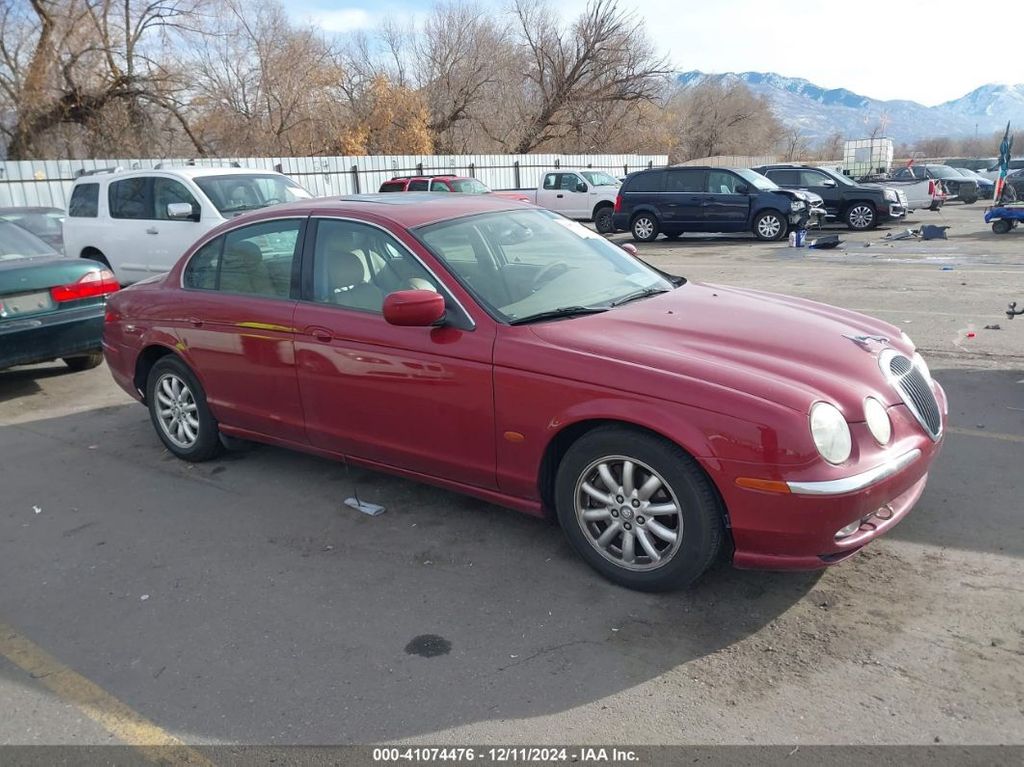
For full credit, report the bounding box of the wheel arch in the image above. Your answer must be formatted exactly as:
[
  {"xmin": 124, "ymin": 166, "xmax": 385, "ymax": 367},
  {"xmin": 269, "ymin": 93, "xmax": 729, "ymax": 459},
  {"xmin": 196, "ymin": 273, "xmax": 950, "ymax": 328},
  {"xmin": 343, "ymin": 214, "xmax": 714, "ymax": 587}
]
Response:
[
  {"xmin": 591, "ymin": 200, "xmax": 614, "ymax": 220},
  {"xmin": 133, "ymin": 344, "xmax": 178, "ymax": 401},
  {"xmin": 628, "ymin": 205, "xmax": 663, "ymax": 225},
  {"xmin": 536, "ymin": 417, "xmax": 729, "ymax": 529}
]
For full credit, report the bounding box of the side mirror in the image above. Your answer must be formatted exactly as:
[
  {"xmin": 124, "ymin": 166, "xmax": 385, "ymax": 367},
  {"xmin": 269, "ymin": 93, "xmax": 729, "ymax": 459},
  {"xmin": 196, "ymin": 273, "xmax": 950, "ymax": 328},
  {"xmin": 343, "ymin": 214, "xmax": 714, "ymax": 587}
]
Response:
[
  {"xmin": 576, "ymin": 181, "xmax": 589, "ymax": 193},
  {"xmin": 820, "ymin": 179, "xmax": 837, "ymax": 188},
  {"xmin": 383, "ymin": 289, "xmax": 446, "ymax": 327},
  {"xmin": 735, "ymin": 184, "xmax": 750, "ymax": 195},
  {"xmin": 620, "ymin": 243, "xmax": 639, "ymax": 256},
  {"xmin": 167, "ymin": 202, "xmax": 198, "ymax": 221}
]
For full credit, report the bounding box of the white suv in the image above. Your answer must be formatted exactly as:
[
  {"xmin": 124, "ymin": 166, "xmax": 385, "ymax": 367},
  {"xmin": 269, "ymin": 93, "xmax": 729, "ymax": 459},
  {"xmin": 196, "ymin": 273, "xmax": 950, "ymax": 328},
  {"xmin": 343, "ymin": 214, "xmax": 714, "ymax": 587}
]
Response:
[{"xmin": 63, "ymin": 166, "xmax": 312, "ymax": 283}]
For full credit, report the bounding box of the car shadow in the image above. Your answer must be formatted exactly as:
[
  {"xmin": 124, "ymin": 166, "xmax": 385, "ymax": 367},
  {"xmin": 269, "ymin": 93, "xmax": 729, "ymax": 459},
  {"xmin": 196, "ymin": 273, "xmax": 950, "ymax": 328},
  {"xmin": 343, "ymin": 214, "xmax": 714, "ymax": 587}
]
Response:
[
  {"xmin": 0, "ymin": 403, "xmax": 825, "ymax": 743},
  {"xmin": 0, "ymin": 362, "xmax": 75, "ymax": 403}
]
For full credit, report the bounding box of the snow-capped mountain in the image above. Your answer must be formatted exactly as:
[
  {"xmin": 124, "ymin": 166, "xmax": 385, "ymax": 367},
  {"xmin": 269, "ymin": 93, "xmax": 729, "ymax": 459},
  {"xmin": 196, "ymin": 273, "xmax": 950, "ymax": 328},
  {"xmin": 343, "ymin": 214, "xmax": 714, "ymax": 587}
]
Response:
[{"xmin": 677, "ymin": 71, "xmax": 1024, "ymax": 144}]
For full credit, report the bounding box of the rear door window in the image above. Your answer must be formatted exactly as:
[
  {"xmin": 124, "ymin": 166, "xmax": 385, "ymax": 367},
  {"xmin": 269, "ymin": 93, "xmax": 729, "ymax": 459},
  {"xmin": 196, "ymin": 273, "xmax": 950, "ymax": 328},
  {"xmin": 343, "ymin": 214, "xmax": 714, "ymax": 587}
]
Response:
[
  {"xmin": 407, "ymin": 179, "xmax": 429, "ymax": 191},
  {"xmin": 379, "ymin": 181, "xmax": 405, "ymax": 192},
  {"xmin": 109, "ymin": 177, "xmax": 153, "ymax": 219},
  {"xmin": 69, "ymin": 184, "xmax": 99, "ymax": 217},
  {"xmin": 765, "ymin": 169, "xmax": 799, "ymax": 186},
  {"xmin": 625, "ymin": 171, "xmax": 665, "ymax": 193},
  {"xmin": 218, "ymin": 220, "xmax": 303, "ymax": 298}
]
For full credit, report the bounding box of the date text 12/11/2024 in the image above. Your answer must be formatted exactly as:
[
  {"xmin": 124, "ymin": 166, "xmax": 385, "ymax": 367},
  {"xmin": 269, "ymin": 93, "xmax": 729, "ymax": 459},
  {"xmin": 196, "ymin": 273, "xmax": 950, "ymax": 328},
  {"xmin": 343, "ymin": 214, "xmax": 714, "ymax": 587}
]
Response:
[{"xmin": 372, "ymin": 747, "xmax": 640, "ymax": 763}]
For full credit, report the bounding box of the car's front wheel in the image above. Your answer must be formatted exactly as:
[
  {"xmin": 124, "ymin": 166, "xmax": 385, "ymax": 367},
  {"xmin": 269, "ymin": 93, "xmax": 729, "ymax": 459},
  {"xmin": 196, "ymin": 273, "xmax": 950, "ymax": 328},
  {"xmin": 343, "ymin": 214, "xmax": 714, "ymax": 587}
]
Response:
[
  {"xmin": 630, "ymin": 214, "xmax": 659, "ymax": 242},
  {"xmin": 845, "ymin": 203, "xmax": 876, "ymax": 230},
  {"xmin": 753, "ymin": 210, "xmax": 787, "ymax": 241},
  {"xmin": 992, "ymin": 219, "xmax": 1012, "ymax": 234},
  {"xmin": 593, "ymin": 206, "xmax": 615, "ymax": 234},
  {"xmin": 555, "ymin": 426, "xmax": 724, "ymax": 591},
  {"xmin": 146, "ymin": 356, "xmax": 223, "ymax": 462}
]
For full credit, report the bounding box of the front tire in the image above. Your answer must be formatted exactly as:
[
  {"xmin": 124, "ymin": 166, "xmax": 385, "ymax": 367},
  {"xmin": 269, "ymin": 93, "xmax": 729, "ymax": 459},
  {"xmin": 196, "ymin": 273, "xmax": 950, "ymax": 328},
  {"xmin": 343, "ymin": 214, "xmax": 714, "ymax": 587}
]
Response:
[
  {"xmin": 992, "ymin": 219, "xmax": 1012, "ymax": 234},
  {"xmin": 63, "ymin": 352, "xmax": 103, "ymax": 372},
  {"xmin": 630, "ymin": 213, "xmax": 659, "ymax": 242},
  {"xmin": 845, "ymin": 203, "xmax": 876, "ymax": 230},
  {"xmin": 753, "ymin": 210, "xmax": 787, "ymax": 241},
  {"xmin": 594, "ymin": 206, "xmax": 614, "ymax": 235},
  {"xmin": 146, "ymin": 356, "xmax": 223, "ymax": 462},
  {"xmin": 554, "ymin": 426, "xmax": 724, "ymax": 591}
]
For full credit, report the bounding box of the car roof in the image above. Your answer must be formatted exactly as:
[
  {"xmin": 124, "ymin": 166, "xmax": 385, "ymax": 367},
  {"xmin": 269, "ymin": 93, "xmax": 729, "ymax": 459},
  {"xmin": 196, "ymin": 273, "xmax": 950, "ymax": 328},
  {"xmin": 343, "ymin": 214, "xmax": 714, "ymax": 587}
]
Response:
[
  {"xmin": 72, "ymin": 166, "xmax": 286, "ymax": 183},
  {"xmin": 237, "ymin": 193, "xmax": 528, "ymax": 229}
]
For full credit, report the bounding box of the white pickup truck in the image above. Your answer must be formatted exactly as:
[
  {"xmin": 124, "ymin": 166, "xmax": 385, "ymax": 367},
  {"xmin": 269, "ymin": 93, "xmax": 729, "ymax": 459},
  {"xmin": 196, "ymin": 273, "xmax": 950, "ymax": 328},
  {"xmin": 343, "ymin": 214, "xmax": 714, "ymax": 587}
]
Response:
[{"xmin": 519, "ymin": 169, "xmax": 620, "ymax": 233}]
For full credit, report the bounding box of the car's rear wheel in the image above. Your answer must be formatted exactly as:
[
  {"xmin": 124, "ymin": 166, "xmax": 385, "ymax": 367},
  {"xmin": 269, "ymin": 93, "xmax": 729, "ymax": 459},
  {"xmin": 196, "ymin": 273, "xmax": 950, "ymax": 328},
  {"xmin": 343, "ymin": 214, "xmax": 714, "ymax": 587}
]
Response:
[
  {"xmin": 992, "ymin": 219, "xmax": 1012, "ymax": 234},
  {"xmin": 630, "ymin": 214, "xmax": 659, "ymax": 242},
  {"xmin": 554, "ymin": 426, "xmax": 724, "ymax": 591},
  {"xmin": 63, "ymin": 352, "xmax": 103, "ymax": 372},
  {"xmin": 753, "ymin": 210, "xmax": 787, "ymax": 241},
  {"xmin": 594, "ymin": 206, "xmax": 615, "ymax": 234},
  {"xmin": 81, "ymin": 249, "xmax": 111, "ymax": 269},
  {"xmin": 146, "ymin": 356, "xmax": 223, "ymax": 462},
  {"xmin": 845, "ymin": 203, "xmax": 876, "ymax": 230},
  {"xmin": 961, "ymin": 191, "xmax": 978, "ymax": 205}
]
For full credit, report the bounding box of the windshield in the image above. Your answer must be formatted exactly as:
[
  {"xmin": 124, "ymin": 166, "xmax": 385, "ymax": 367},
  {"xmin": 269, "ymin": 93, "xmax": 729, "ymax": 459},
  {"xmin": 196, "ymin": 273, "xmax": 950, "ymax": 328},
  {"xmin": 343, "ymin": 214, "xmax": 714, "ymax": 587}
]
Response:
[
  {"xmin": 194, "ymin": 174, "xmax": 312, "ymax": 215},
  {"xmin": 928, "ymin": 165, "xmax": 961, "ymax": 179},
  {"xmin": 449, "ymin": 179, "xmax": 491, "ymax": 194},
  {"xmin": 733, "ymin": 168, "xmax": 777, "ymax": 191},
  {"xmin": 818, "ymin": 167, "xmax": 858, "ymax": 186},
  {"xmin": 580, "ymin": 171, "xmax": 619, "ymax": 186},
  {"xmin": 417, "ymin": 209, "xmax": 674, "ymax": 324},
  {"xmin": 0, "ymin": 221, "xmax": 57, "ymax": 260}
]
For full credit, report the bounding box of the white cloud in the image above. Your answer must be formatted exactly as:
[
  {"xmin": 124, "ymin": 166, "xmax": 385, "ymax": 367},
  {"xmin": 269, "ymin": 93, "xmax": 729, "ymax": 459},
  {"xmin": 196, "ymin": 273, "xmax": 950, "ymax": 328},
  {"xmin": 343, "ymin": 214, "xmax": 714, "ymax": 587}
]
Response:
[{"xmin": 300, "ymin": 8, "xmax": 375, "ymax": 32}]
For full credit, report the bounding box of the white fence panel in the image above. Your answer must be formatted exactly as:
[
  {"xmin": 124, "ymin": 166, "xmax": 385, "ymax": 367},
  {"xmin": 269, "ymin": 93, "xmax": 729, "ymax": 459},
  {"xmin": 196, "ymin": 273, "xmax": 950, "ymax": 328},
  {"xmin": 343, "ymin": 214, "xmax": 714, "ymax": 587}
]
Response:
[{"xmin": 0, "ymin": 153, "xmax": 667, "ymax": 209}]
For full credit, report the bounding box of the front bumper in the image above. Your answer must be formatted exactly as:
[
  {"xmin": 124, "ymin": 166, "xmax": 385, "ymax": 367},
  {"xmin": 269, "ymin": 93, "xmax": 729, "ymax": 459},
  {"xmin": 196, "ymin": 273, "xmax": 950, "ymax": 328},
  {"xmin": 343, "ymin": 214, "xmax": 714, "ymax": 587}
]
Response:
[
  {"xmin": 719, "ymin": 386, "xmax": 946, "ymax": 571},
  {"xmin": 880, "ymin": 203, "xmax": 907, "ymax": 221},
  {"xmin": 0, "ymin": 305, "xmax": 104, "ymax": 369}
]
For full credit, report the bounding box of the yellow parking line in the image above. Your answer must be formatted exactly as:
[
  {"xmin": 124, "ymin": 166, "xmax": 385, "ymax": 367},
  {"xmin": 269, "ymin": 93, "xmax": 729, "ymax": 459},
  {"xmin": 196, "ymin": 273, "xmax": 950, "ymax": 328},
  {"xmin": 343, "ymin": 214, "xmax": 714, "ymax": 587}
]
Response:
[
  {"xmin": 947, "ymin": 426, "xmax": 1024, "ymax": 444},
  {"xmin": 0, "ymin": 621, "xmax": 214, "ymax": 766}
]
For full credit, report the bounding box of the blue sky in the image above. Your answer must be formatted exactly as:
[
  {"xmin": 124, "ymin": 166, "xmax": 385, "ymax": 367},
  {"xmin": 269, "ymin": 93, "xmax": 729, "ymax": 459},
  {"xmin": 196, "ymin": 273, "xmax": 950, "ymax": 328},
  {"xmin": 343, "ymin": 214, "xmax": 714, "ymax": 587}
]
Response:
[{"xmin": 286, "ymin": 0, "xmax": 1024, "ymax": 105}]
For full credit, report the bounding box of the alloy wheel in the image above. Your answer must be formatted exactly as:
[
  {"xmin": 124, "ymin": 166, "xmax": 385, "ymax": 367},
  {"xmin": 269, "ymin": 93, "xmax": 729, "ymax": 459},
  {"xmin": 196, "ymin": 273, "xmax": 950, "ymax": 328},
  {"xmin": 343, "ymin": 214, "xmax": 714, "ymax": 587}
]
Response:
[
  {"xmin": 848, "ymin": 205, "xmax": 874, "ymax": 229},
  {"xmin": 574, "ymin": 455, "xmax": 684, "ymax": 572},
  {"xmin": 633, "ymin": 217, "xmax": 655, "ymax": 240},
  {"xmin": 155, "ymin": 372, "xmax": 201, "ymax": 449},
  {"xmin": 757, "ymin": 214, "xmax": 782, "ymax": 239}
]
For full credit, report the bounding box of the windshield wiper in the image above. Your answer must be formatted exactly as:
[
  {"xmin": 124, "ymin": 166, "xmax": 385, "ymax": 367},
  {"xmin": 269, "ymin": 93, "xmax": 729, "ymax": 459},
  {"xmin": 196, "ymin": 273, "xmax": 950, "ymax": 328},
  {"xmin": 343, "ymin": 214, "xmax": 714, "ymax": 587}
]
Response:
[
  {"xmin": 608, "ymin": 287, "xmax": 670, "ymax": 308},
  {"xmin": 508, "ymin": 306, "xmax": 608, "ymax": 325}
]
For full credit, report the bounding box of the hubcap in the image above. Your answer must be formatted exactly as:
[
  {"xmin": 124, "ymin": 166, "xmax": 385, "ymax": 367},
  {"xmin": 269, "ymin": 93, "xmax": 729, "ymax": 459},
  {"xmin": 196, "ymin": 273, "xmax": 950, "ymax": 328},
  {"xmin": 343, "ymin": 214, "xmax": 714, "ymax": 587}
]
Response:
[
  {"xmin": 155, "ymin": 373, "xmax": 200, "ymax": 449},
  {"xmin": 574, "ymin": 456, "xmax": 684, "ymax": 572},
  {"xmin": 634, "ymin": 218, "xmax": 654, "ymax": 239},
  {"xmin": 758, "ymin": 215, "xmax": 781, "ymax": 238},
  {"xmin": 850, "ymin": 206, "xmax": 873, "ymax": 228}
]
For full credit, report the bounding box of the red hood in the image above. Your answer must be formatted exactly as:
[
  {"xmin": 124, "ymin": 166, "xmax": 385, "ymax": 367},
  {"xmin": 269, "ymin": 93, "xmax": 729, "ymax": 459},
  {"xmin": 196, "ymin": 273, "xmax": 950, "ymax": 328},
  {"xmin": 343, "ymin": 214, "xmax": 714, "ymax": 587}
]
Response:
[{"xmin": 526, "ymin": 282, "xmax": 912, "ymax": 417}]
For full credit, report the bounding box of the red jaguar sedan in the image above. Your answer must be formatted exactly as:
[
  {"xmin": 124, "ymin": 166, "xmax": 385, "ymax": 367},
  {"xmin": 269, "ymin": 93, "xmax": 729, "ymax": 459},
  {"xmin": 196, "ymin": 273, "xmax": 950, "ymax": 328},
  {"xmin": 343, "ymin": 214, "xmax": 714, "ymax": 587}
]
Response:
[{"xmin": 103, "ymin": 194, "xmax": 946, "ymax": 590}]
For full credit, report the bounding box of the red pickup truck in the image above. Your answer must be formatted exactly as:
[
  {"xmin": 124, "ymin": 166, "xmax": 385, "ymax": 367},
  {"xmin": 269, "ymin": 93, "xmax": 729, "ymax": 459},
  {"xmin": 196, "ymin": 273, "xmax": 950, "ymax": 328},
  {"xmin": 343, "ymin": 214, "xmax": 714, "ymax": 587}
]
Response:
[{"xmin": 378, "ymin": 175, "xmax": 530, "ymax": 202}]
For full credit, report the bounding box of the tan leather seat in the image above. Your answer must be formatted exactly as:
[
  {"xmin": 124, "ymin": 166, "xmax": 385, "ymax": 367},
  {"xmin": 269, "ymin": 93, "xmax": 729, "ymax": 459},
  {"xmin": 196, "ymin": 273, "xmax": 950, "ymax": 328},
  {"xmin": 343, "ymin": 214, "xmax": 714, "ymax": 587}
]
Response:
[
  {"xmin": 220, "ymin": 240, "xmax": 275, "ymax": 296},
  {"xmin": 324, "ymin": 248, "xmax": 382, "ymax": 311}
]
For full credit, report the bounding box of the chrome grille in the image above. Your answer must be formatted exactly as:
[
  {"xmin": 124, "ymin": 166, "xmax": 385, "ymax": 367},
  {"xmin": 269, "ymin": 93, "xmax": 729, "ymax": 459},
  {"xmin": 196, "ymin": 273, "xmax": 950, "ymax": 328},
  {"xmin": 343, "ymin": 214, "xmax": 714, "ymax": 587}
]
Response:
[{"xmin": 880, "ymin": 351, "xmax": 942, "ymax": 440}]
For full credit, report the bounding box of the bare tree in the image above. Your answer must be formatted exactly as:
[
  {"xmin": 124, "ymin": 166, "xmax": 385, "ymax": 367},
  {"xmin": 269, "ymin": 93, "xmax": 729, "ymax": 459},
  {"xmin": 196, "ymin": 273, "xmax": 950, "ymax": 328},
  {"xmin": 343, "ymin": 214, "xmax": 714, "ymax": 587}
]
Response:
[
  {"xmin": 780, "ymin": 126, "xmax": 810, "ymax": 161},
  {"xmin": 508, "ymin": 0, "xmax": 669, "ymax": 153},
  {"xmin": 3, "ymin": 0, "xmax": 208, "ymax": 159}
]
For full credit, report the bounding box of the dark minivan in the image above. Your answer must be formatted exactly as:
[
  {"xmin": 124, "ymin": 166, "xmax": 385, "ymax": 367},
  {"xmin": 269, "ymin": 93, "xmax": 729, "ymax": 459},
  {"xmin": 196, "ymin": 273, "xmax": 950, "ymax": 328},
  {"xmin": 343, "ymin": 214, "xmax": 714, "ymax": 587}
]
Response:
[{"xmin": 612, "ymin": 166, "xmax": 823, "ymax": 242}]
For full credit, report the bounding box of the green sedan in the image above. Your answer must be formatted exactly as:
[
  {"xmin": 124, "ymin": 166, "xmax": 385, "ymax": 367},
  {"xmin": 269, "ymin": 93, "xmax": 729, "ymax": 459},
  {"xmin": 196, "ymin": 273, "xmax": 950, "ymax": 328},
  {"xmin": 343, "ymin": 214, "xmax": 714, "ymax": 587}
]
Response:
[{"xmin": 0, "ymin": 221, "xmax": 119, "ymax": 372}]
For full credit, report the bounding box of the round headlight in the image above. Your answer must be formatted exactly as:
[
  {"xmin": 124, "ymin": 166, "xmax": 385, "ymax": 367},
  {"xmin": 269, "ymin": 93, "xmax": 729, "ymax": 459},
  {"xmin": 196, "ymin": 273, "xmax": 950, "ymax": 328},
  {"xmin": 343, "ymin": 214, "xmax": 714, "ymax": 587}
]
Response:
[
  {"xmin": 809, "ymin": 402, "xmax": 852, "ymax": 464},
  {"xmin": 864, "ymin": 397, "xmax": 892, "ymax": 445},
  {"xmin": 913, "ymin": 352, "xmax": 931, "ymax": 381}
]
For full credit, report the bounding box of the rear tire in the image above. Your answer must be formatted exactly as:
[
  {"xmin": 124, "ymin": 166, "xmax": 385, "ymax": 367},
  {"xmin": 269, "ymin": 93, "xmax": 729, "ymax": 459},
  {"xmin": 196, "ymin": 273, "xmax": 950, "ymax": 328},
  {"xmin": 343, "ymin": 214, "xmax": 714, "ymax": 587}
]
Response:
[
  {"xmin": 146, "ymin": 356, "xmax": 223, "ymax": 462},
  {"xmin": 63, "ymin": 352, "xmax": 103, "ymax": 372},
  {"xmin": 82, "ymin": 249, "xmax": 111, "ymax": 269},
  {"xmin": 594, "ymin": 206, "xmax": 615, "ymax": 235},
  {"xmin": 992, "ymin": 219, "xmax": 1012, "ymax": 235},
  {"xmin": 630, "ymin": 213, "xmax": 659, "ymax": 242},
  {"xmin": 554, "ymin": 426, "xmax": 724, "ymax": 591}
]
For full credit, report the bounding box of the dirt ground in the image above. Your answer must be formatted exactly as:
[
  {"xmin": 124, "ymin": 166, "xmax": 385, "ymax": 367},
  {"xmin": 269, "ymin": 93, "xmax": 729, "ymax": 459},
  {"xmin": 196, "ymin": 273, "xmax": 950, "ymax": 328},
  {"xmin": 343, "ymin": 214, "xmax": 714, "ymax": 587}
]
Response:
[{"xmin": 0, "ymin": 202, "xmax": 1021, "ymax": 750}]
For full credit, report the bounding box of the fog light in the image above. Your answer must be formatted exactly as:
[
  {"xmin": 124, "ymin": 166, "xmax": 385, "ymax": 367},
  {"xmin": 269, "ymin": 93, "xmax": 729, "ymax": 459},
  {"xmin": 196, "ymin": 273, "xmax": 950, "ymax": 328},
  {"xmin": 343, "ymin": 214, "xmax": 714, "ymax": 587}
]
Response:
[{"xmin": 835, "ymin": 519, "xmax": 863, "ymax": 540}]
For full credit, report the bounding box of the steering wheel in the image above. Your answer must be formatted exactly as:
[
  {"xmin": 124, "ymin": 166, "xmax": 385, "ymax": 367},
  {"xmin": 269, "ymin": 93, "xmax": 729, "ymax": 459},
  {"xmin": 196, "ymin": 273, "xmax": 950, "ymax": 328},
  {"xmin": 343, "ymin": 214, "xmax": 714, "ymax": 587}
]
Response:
[{"xmin": 531, "ymin": 261, "xmax": 570, "ymax": 291}]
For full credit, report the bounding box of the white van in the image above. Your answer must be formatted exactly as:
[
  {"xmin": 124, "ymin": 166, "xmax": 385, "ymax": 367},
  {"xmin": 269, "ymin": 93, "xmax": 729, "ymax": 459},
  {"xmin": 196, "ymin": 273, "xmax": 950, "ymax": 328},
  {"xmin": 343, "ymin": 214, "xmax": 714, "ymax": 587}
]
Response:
[{"xmin": 63, "ymin": 166, "xmax": 313, "ymax": 283}]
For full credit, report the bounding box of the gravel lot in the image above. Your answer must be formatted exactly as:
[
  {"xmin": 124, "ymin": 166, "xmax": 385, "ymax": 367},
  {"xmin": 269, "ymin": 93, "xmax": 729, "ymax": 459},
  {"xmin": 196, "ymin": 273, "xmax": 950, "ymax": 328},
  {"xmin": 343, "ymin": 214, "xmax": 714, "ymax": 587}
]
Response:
[{"xmin": 1, "ymin": 203, "xmax": 1021, "ymax": 749}]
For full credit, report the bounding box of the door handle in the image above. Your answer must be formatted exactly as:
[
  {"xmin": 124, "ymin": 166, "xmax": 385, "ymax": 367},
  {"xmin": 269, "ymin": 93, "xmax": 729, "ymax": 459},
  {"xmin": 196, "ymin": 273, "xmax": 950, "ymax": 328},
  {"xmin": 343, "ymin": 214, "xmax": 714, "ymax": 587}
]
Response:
[
  {"xmin": 556, "ymin": 194, "xmax": 564, "ymax": 198},
  {"xmin": 309, "ymin": 327, "xmax": 332, "ymax": 342},
  {"xmin": 188, "ymin": 317, "xmax": 203, "ymax": 328},
  {"xmin": 146, "ymin": 227, "xmax": 159, "ymax": 235}
]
